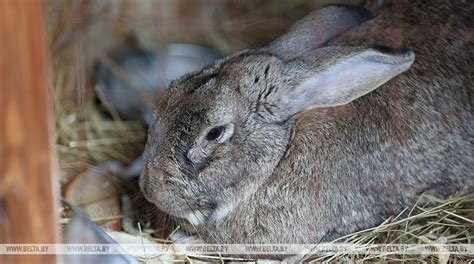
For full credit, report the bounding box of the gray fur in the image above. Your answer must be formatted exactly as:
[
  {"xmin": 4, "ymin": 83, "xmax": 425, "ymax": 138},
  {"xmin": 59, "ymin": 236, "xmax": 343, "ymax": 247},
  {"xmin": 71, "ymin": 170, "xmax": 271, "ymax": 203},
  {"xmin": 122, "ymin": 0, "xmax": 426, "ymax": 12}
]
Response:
[{"xmin": 140, "ymin": 1, "xmax": 473, "ymax": 246}]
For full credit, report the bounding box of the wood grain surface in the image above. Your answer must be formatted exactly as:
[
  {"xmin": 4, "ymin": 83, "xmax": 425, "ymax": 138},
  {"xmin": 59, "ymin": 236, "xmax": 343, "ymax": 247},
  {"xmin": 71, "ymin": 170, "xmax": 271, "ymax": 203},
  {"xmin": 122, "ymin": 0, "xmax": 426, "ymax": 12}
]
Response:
[{"xmin": 0, "ymin": 0, "xmax": 60, "ymax": 263}]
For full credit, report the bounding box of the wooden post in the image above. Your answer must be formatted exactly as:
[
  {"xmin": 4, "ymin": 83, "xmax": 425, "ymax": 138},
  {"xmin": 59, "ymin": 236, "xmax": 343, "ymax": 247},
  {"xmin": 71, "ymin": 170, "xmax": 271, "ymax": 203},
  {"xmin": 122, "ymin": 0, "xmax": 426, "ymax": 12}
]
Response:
[{"xmin": 0, "ymin": 0, "xmax": 60, "ymax": 263}]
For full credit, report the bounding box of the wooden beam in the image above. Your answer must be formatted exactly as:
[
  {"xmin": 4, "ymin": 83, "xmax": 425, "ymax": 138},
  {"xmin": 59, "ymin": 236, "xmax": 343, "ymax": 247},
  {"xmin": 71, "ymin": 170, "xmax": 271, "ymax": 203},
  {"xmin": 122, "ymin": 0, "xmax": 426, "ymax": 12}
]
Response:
[{"xmin": 0, "ymin": 0, "xmax": 60, "ymax": 263}]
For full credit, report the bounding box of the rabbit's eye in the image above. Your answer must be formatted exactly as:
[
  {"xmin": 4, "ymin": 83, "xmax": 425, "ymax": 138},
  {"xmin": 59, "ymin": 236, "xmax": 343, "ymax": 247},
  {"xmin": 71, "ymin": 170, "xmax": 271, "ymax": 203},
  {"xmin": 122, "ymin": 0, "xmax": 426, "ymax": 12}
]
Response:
[{"xmin": 206, "ymin": 126, "xmax": 225, "ymax": 141}]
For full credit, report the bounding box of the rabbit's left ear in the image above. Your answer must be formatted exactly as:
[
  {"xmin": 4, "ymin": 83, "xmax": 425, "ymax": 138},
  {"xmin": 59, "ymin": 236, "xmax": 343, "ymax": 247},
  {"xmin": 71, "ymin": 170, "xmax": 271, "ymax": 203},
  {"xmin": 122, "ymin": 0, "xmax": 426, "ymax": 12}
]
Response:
[
  {"xmin": 263, "ymin": 5, "xmax": 372, "ymax": 61},
  {"xmin": 255, "ymin": 46, "xmax": 415, "ymax": 122}
]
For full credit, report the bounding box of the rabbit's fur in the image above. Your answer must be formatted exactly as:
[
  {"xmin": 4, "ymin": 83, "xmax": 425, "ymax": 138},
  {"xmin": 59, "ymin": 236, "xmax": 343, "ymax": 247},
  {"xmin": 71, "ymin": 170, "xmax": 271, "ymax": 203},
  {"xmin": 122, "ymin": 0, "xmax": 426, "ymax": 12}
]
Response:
[{"xmin": 140, "ymin": 1, "xmax": 473, "ymax": 244}]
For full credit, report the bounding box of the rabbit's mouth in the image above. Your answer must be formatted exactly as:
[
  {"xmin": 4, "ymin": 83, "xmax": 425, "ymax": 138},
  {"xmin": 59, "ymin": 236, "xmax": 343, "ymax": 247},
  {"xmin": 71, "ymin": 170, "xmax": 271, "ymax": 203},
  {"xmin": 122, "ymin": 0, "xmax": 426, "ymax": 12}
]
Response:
[
  {"xmin": 182, "ymin": 202, "xmax": 234, "ymax": 226},
  {"xmin": 209, "ymin": 203, "xmax": 234, "ymax": 222},
  {"xmin": 183, "ymin": 210, "xmax": 211, "ymax": 226}
]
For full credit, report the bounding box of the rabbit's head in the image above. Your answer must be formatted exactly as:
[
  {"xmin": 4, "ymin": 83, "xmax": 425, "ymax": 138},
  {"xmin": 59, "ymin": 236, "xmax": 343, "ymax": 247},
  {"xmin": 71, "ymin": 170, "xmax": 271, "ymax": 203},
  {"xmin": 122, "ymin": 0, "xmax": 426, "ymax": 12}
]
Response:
[{"xmin": 139, "ymin": 5, "xmax": 415, "ymax": 226}]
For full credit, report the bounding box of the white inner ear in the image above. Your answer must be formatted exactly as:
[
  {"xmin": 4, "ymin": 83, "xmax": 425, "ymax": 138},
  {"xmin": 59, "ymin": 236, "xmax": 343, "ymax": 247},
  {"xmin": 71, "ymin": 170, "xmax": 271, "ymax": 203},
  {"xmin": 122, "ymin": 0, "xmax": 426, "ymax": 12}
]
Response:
[{"xmin": 292, "ymin": 50, "xmax": 414, "ymax": 110}]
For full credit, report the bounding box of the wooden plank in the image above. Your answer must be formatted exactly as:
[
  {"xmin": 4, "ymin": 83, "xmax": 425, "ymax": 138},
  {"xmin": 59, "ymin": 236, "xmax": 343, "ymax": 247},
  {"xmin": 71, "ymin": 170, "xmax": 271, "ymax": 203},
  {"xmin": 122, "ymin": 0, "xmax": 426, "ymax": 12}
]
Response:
[{"xmin": 0, "ymin": 0, "xmax": 60, "ymax": 263}]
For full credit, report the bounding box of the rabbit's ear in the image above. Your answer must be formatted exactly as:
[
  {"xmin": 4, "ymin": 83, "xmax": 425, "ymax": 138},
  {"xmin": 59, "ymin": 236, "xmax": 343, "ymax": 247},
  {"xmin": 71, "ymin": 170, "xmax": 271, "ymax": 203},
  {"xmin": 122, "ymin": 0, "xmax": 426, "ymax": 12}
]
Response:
[
  {"xmin": 261, "ymin": 46, "xmax": 415, "ymax": 122},
  {"xmin": 263, "ymin": 5, "xmax": 372, "ymax": 61}
]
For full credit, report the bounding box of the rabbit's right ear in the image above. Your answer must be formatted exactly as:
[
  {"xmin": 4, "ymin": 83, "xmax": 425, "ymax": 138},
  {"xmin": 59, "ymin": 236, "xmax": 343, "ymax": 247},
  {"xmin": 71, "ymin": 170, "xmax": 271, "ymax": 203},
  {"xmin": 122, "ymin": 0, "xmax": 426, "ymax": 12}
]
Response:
[
  {"xmin": 263, "ymin": 5, "xmax": 372, "ymax": 61},
  {"xmin": 249, "ymin": 45, "xmax": 415, "ymax": 123}
]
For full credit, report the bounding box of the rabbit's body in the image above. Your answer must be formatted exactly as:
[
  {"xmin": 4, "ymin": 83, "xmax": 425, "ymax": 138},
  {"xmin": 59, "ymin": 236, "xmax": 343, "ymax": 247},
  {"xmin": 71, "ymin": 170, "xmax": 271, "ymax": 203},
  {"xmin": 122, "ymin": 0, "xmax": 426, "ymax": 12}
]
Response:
[
  {"xmin": 140, "ymin": 1, "xmax": 473, "ymax": 245},
  {"xmin": 238, "ymin": 0, "xmax": 474, "ymax": 243}
]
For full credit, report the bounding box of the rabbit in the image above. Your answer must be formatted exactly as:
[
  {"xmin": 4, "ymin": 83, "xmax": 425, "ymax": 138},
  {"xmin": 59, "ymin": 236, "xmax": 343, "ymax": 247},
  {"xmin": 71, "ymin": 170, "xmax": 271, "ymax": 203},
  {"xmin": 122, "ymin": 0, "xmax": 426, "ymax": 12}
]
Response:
[{"xmin": 139, "ymin": 0, "xmax": 473, "ymax": 247}]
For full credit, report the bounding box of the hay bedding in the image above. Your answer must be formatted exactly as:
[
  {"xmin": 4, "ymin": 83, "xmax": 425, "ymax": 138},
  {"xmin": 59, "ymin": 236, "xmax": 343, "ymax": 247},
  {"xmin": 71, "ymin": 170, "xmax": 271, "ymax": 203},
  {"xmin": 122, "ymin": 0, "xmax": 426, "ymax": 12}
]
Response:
[{"xmin": 47, "ymin": 0, "xmax": 473, "ymax": 262}]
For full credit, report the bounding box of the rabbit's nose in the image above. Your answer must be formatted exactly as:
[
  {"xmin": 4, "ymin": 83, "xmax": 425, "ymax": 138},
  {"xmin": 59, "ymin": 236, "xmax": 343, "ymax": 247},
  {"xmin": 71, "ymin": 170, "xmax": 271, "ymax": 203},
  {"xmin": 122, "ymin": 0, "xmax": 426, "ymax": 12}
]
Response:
[
  {"xmin": 139, "ymin": 163, "xmax": 173, "ymax": 199},
  {"xmin": 139, "ymin": 165, "xmax": 161, "ymax": 200},
  {"xmin": 139, "ymin": 171, "xmax": 153, "ymax": 201},
  {"xmin": 140, "ymin": 175, "xmax": 163, "ymax": 204}
]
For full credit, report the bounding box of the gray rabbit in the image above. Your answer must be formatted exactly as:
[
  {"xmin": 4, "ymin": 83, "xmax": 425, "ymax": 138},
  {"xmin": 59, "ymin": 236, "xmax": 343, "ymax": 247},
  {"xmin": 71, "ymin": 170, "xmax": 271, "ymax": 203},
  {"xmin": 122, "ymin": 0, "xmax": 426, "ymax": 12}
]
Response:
[{"xmin": 139, "ymin": 0, "xmax": 473, "ymax": 246}]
